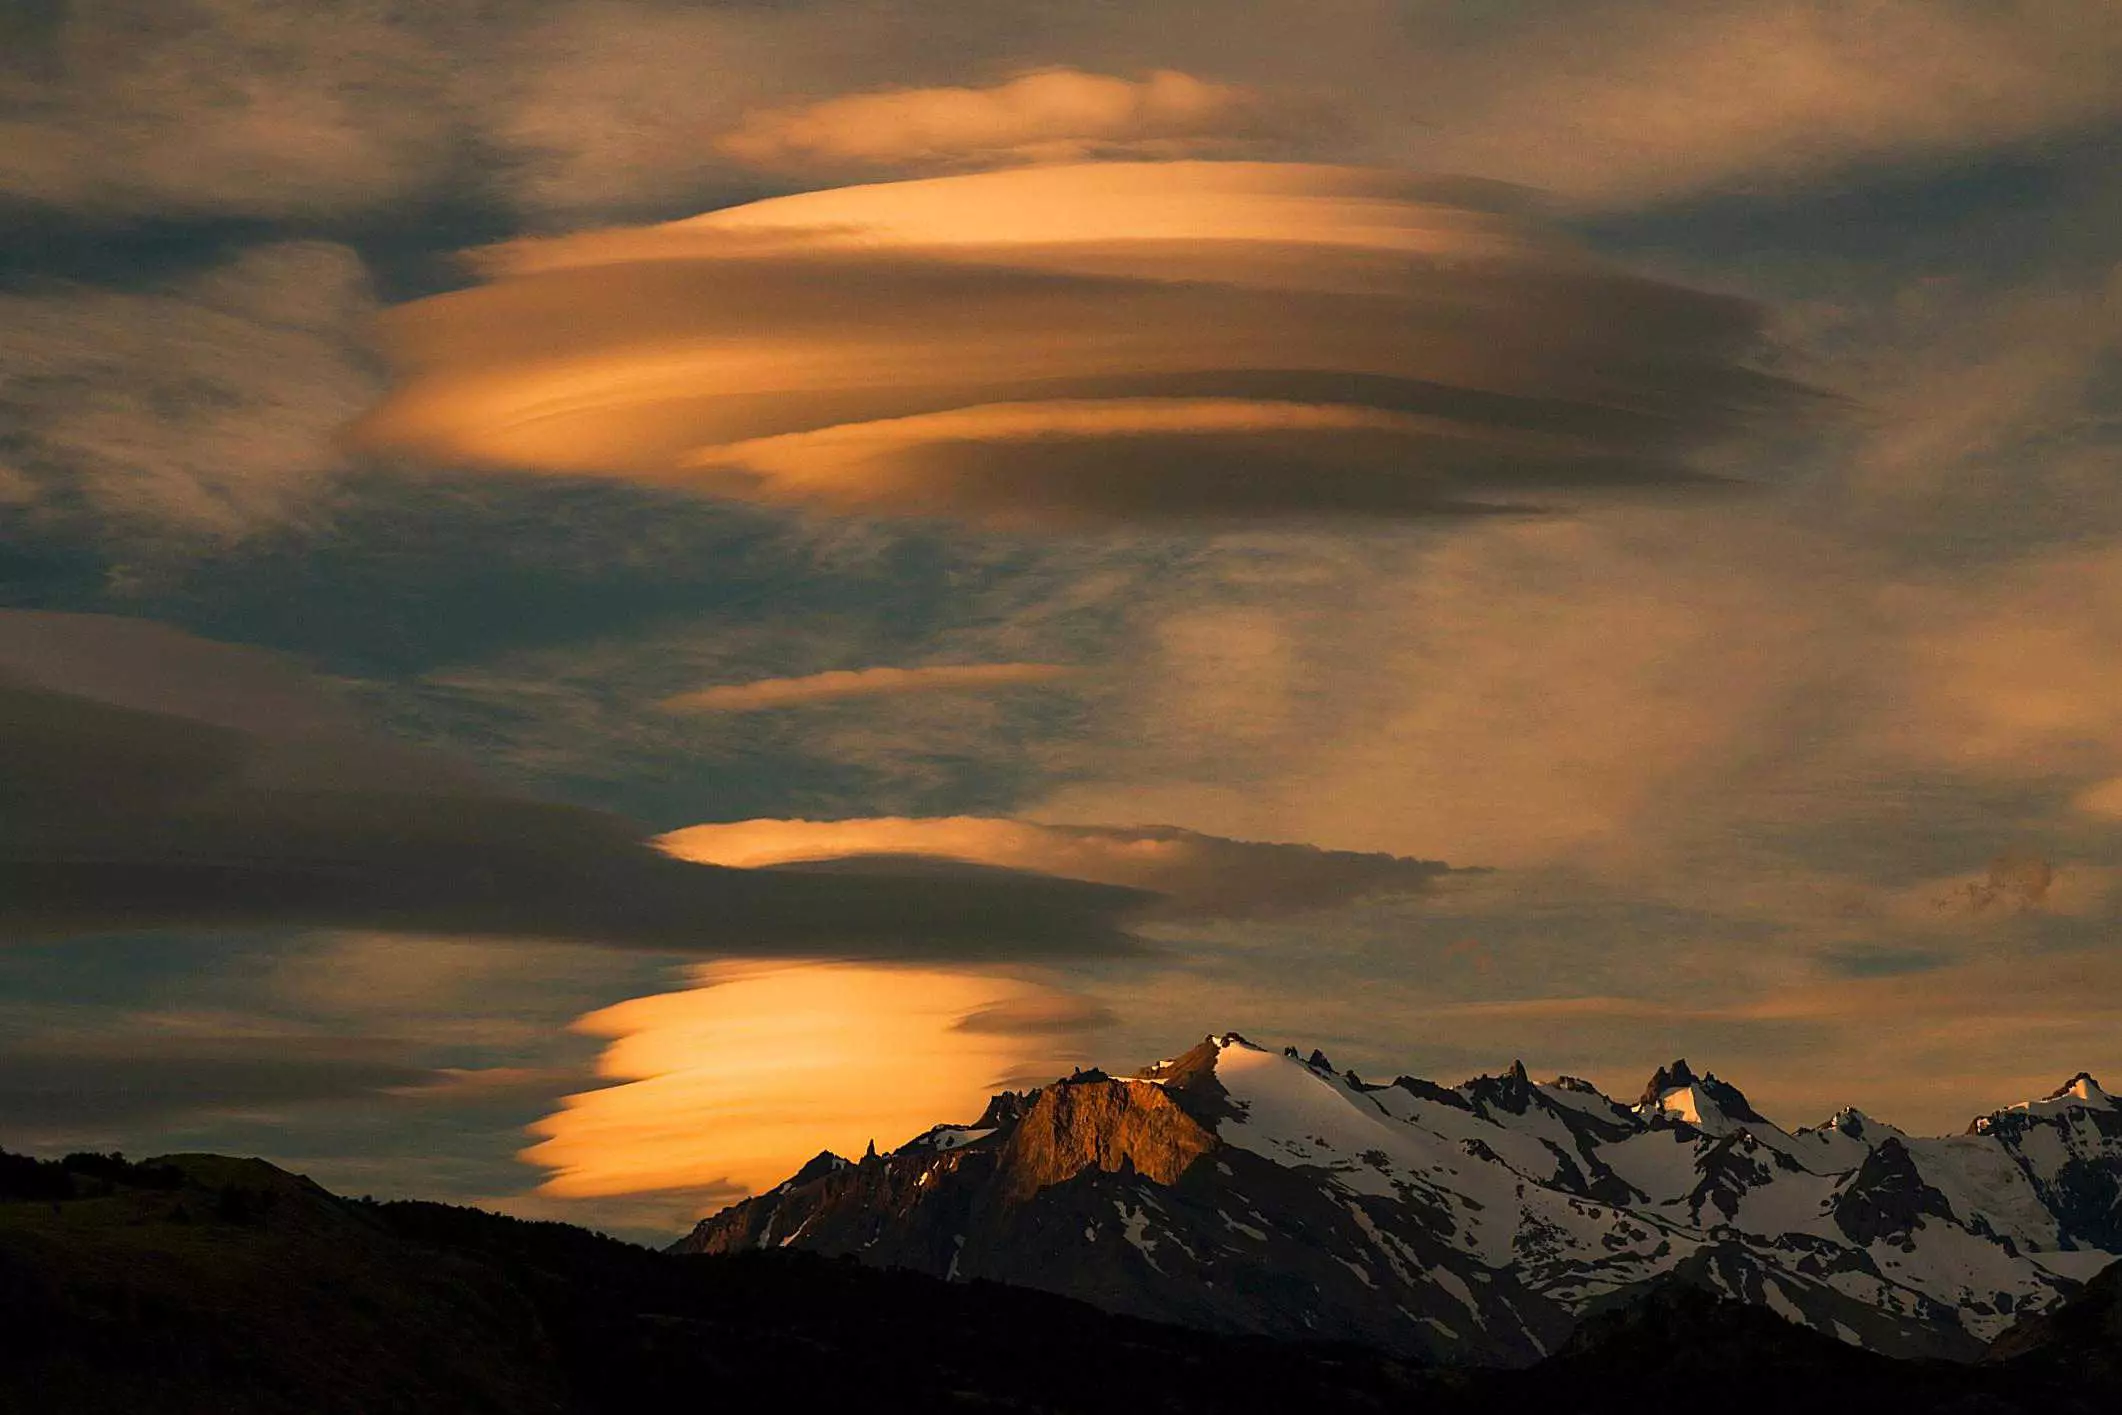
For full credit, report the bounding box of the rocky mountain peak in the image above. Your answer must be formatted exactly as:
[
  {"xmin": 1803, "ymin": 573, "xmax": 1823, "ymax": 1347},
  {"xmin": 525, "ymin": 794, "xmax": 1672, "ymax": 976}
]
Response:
[
  {"xmin": 1638, "ymin": 1059, "xmax": 1700, "ymax": 1109},
  {"xmin": 1461, "ymin": 1058, "xmax": 1538, "ymax": 1116},
  {"xmin": 1824, "ymin": 1106, "xmax": 1872, "ymax": 1139},
  {"xmin": 1969, "ymin": 1071, "xmax": 2117, "ymax": 1134},
  {"xmin": 974, "ymin": 1089, "xmax": 1035, "ymax": 1130},
  {"xmin": 1632, "ymin": 1059, "xmax": 1766, "ymax": 1130},
  {"xmin": 787, "ymin": 1150, "xmax": 849, "ymax": 1186}
]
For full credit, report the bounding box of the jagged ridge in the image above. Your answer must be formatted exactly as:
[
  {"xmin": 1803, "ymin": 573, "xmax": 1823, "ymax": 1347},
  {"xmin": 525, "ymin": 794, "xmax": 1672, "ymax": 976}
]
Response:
[{"xmin": 675, "ymin": 1033, "xmax": 2122, "ymax": 1366}]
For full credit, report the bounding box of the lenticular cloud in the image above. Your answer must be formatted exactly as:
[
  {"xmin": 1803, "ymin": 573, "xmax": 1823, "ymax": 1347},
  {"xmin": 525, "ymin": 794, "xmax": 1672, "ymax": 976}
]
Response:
[{"xmin": 358, "ymin": 162, "xmax": 1800, "ymax": 526}]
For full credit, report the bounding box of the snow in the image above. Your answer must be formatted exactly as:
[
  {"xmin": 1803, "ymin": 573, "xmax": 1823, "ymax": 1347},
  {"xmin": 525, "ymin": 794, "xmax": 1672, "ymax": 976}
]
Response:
[
  {"xmin": 1904, "ymin": 1136, "xmax": 2067, "ymax": 1253},
  {"xmin": 1760, "ymin": 1279, "xmax": 1806, "ymax": 1327},
  {"xmin": 908, "ymin": 1126, "xmax": 995, "ymax": 1153},
  {"xmin": 2027, "ymin": 1248, "xmax": 2120, "ymax": 1281},
  {"xmin": 1732, "ymin": 1166, "xmax": 1840, "ymax": 1238},
  {"xmin": 1651, "ymin": 1084, "xmax": 1711, "ymax": 1128},
  {"xmin": 1334, "ymin": 1255, "xmax": 1376, "ymax": 1288},
  {"xmin": 1215, "ymin": 1042, "xmax": 1443, "ymax": 1177},
  {"xmin": 1426, "ymin": 1258, "xmax": 1480, "ymax": 1318},
  {"xmin": 1995, "ymin": 1073, "xmax": 2115, "ymax": 1124},
  {"xmin": 1791, "ymin": 1109, "xmax": 1900, "ymax": 1173},
  {"xmin": 1115, "ymin": 1200, "xmax": 1166, "ymax": 1272},
  {"xmin": 1535, "ymin": 1081, "xmax": 1632, "ymax": 1123},
  {"xmin": 1596, "ymin": 1128, "xmax": 1704, "ymax": 1205},
  {"xmin": 844, "ymin": 1029, "xmax": 2122, "ymax": 1358}
]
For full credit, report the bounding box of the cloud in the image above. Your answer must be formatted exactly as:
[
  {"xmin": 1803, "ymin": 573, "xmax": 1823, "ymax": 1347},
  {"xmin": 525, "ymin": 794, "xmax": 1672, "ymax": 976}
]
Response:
[
  {"xmin": 657, "ymin": 816, "xmax": 1457, "ymax": 918},
  {"xmin": 0, "ymin": 611, "xmax": 1142, "ymax": 957},
  {"xmin": 660, "ymin": 662, "xmax": 1074, "ymax": 713},
  {"xmin": 0, "ymin": 241, "xmax": 379, "ymax": 535},
  {"xmin": 6, "ymin": 3, "xmax": 2113, "ymax": 227},
  {"xmin": 523, "ymin": 960, "xmax": 1100, "ymax": 1201},
  {"xmin": 0, "ymin": 0, "xmax": 467, "ymax": 220},
  {"xmin": 1397, "ymin": 1, "xmax": 2122, "ymax": 208},
  {"xmin": 0, "ymin": 1031, "xmax": 431, "ymax": 1134},
  {"xmin": 717, "ymin": 68, "xmax": 1270, "ymax": 174},
  {"xmin": 385, "ymin": 1066, "xmax": 584, "ymax": 1103},
  {"xmin": 356, "ymin": 161, "xmax": 1803, "ymax": 527}
]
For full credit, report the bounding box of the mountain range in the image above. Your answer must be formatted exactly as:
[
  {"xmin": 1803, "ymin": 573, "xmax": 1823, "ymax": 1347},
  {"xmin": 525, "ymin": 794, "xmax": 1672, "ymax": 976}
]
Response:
[{"xmin": 675, "ymin": 1033, "xmax": 2122, "ymax": 1365}]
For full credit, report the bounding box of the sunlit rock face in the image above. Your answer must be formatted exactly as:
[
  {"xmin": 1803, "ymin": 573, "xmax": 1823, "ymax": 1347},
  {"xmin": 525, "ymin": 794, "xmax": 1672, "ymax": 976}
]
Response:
[
  {"xmin": 356, "ymin": 162, "xmax": 1801, "ymax": 527},
  {"xmin": 675, "ymin": 1035, "xmax": 2122, "ymax": 1366}
]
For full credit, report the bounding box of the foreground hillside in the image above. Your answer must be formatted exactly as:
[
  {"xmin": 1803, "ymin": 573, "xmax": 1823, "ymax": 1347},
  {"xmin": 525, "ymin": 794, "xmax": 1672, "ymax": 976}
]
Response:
[
  {"xmin": 680, "ymin": 1034, "xmax": 2122, "ymax": 1363},
  {"xmin": 3, "ymin": 1143, "xmax": 2121, "ymax": 1412}
]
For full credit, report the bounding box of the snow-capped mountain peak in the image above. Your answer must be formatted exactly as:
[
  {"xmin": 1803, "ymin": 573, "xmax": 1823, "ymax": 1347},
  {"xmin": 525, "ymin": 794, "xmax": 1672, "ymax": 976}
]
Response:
[
  {"xmin": 2028, "ymin": 1072, "xmax": 2112, "ymax": 1112},
  {"xmin": 1971, "ymin": 1072, "xmax": 2119, "ymax": 1132},
  {"xmin": 1628, "ymin": 1059, "xmax": 1765, "ymax": 1137},
  {"xmin": 677, "ymin": 1034, "xmax": 2122, "ymax": 1367}
]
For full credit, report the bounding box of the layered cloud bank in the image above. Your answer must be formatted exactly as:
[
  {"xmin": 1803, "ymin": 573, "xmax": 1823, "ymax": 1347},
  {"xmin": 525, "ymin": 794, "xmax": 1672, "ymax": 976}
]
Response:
[
  {"xmin": 0, "ymin": 612, "xmax": 1140, "ymax": 957},
  {"xmin": 525, "ymin": 960, "xmax": 1099, "ymax": 1200},
  {"xmin": 659, "ymin": 816, "xmax": 1456, "ymax": 918},
  {"xmin": 358, "ymin": 161, "xmax": 1801, "ymax": 527},
  {"xmin": 661, "ymin": 663, "xmax": 1072, "ymax": 714}
]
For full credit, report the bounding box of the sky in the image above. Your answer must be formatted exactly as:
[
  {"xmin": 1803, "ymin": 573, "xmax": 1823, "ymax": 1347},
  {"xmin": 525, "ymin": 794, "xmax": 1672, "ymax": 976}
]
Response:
[{"xmin": 2, "ymin": 0, "xmax": 2119, "ymax": 1241}]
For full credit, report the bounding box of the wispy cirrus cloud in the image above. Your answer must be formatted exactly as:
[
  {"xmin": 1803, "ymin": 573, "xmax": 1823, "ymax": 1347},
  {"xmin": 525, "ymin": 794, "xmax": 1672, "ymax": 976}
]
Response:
[
  {"xmin": 660, "ymin": 662, "xmax": 1074, "ymax": 713},
  {"xmin": 0, "ymin": 241, "xmax": 378, "ymax": 536}
]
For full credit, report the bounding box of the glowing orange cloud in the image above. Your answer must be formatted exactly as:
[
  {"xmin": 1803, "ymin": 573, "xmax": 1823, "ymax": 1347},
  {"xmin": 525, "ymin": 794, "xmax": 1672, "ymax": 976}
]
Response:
[
  {"xmin": 717, "ymin": 68, "xmax": 1263, "ymax": 173},
  {"xmin": 657, "ymin": 816, "xmax": 1454, "ymax": 918},
  {"xmin": 659, "ymin": 662, "xmax": 1072, "ymax": 713},
  {"xmin": 522, "ymin": 961, "xmax": 1095, "ymax": 1201},
  {"xmin": 355, "ymin": 161, "xmax": 1796, "ymax": 526}
]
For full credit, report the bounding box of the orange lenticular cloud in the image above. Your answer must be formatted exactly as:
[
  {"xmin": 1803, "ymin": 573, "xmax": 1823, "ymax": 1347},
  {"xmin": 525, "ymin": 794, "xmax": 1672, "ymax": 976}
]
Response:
[
  {"xmin": 355, "ymin": 161, "xmax": 1802, "ymax": 526},
  {"xmin": 522, "ymin": 961, "xmax": 1098, "ymax": 1201},
  {"xmin": 659, "ymin": 662, "xmax": 1073, "ymax": 713}
]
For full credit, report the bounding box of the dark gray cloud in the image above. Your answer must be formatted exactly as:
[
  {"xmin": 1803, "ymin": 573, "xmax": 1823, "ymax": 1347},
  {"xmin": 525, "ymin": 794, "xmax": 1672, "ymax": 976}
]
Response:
[
  {"xmin": 0, "ymin": 611, "xmax": 1143, "ymax": 957},
  {"xmin": 0, "ymin": 1032, "xmax": 432, "ymax": 1131}
]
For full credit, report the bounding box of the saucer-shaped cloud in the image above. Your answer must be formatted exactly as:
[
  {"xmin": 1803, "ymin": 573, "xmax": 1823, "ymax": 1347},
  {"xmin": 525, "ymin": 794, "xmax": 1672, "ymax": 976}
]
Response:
[
  {"xmin": 524, "ymin": 960, "xmax": 1098, "ymax": 1199},
  {"xmin": 358, "ymin": 162, "xmax": 1800, "ymax": 527},
  {"xmin": 658, "ymin": 816, "xmax": 1458, "ymax": 918},
  {"xmin": 718, "ymin": 68, "xmax": 1265, "ymax": 174},
  {"xmin": 661, "ymin": 662, "xmax": 1072, "ymax": 713}
]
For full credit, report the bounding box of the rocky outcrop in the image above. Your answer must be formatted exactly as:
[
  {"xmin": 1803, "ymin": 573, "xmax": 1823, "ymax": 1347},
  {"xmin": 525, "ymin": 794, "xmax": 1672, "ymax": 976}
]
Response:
[
  {"xmin": 1833, "ymin": 1138, "xmax": 1959, "ymax": 1248},
  {"xmin": 999, "ymin": 1076, "xmax": 1217, "ymax": 1200}
]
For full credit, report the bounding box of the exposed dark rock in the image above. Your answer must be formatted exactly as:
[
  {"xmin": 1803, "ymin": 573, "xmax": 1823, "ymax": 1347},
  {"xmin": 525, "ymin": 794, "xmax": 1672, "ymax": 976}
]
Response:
[
  {"xmin": 1393, "ymin": 1074, "xmax": 1474, "ymax": 1111},
  {"xmin": 1834, "ymin": 1138, "xmax": 1958, "ymax": 1247}
]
